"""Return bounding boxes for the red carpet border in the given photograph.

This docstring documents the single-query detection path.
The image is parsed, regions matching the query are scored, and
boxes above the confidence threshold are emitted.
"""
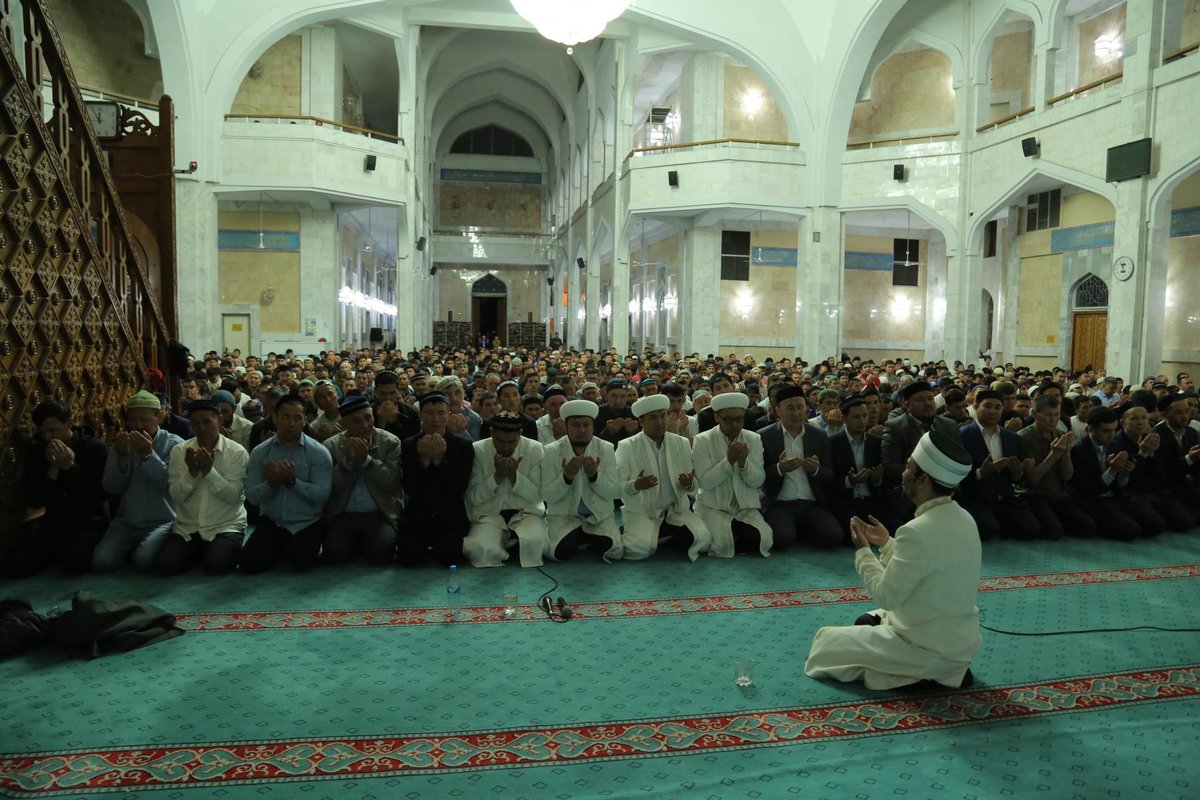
[1,665,1196,795]
[172,563,1200,631]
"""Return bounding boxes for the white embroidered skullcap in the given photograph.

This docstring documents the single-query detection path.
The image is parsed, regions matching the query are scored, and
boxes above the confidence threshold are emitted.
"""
[710,392,749,412]
[630,393,670,417]
[560,399,599,420]
[911,430,972,488]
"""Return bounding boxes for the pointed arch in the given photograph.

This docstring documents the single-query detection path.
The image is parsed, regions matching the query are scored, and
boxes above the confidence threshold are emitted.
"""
[839,196,960,253]
[967,163,1117,253]
[1071,273,1110,309]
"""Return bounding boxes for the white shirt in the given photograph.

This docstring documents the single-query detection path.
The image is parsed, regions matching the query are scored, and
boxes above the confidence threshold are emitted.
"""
[655,438,672,514]
[975,425,1004,479]
[777,427,816,502]
[168,435,248,541]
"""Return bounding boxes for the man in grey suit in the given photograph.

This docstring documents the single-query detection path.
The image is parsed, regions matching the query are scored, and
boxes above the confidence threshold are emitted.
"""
[881,382,963,518]
[759,385,843,549]
[322,395,402,564]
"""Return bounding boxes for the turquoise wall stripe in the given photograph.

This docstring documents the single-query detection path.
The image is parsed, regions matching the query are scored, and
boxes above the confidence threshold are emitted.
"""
[752,246,797,267]
[844,251,894,271]
[1170,206,1200,238]
[440,169,542,185]
[218,230,300,251]
[1051,221,1114,252]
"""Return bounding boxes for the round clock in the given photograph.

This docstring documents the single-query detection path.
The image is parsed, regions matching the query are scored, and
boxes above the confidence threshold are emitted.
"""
[1113,256,1135,282]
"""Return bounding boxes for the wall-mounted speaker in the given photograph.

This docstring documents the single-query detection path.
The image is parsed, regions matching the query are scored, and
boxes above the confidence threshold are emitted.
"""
[577,257,586,270]
[429,265,438,276]
[667,170,679,187]
[1021,137,1040,158]
[369,327,383,342]
[364,155,377,172]
[893,164,906,181]
[415,236,426,251]
[547,276,554,286]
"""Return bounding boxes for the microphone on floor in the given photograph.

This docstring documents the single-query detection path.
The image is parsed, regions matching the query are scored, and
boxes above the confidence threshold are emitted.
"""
[556,597,573,619]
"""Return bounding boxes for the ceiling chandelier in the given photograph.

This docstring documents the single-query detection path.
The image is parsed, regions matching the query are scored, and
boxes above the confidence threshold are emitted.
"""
[510,0,631,52]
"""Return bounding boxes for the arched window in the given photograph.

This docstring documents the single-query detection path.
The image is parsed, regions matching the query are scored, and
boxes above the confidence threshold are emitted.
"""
[1073,273,1109,309]
[450,125,534,157]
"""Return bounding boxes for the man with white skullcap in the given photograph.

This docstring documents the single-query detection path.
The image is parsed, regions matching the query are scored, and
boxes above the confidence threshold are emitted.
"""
[541,399,623,561]
[804,429,981,690]
[616,393,712,560]
[463,411,547,567]
[692,392,772,557]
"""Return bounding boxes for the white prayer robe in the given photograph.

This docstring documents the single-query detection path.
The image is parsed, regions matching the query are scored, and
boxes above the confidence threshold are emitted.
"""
[464,436,547,567]
[540,435,623,561]
[692,426,772,557]
[803,495,982,690]
[616,431,711,561]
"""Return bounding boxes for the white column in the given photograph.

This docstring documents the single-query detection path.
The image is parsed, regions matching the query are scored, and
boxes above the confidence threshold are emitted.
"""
[303,26,339,120]
[1106,0,1160,379]
[998,215,1021,362]
[174,180,220,351]
[795,208,843,360]
[924,236,948,360]
[298,207,337,351]
[942,247,981,362]
[681,225,720,356]
[678,53,725,142]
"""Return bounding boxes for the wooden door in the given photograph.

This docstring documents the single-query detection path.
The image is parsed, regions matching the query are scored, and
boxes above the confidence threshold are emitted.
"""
[1071,312,1107,371]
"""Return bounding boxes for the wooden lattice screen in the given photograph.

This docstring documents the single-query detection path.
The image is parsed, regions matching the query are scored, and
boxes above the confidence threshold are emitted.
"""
[0,0,175,512]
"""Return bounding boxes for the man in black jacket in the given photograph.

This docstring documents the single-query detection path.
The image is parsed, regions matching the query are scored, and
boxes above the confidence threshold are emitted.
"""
[827,397,893,540]
[2,401,109,576]
[398,393,474,566]
[1151,393,1200,524]
[1068,407,1164,540]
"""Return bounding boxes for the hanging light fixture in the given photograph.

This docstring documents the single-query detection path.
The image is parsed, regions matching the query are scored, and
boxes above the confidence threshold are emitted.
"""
[510,0,631,52]
[256,192,266,250]
[362,207,375,254]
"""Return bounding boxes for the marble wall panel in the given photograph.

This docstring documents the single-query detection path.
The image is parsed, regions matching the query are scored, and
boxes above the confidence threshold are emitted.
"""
[217,211,302,334]
[1078,3,1126,86]
[231,35,302,116]
[438,184,542,230]
[45,0,161,98]
[1016,254,1063,346]
[989,29,1034,113]
[1164,235,1200,353]
[722,65,789,141]
[849,47,955,140]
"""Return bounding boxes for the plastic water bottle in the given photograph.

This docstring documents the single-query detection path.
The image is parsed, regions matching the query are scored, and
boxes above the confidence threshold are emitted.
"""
[446,564,462,622]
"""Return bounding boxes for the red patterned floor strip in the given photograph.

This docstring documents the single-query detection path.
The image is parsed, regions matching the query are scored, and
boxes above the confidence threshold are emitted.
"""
[172,563,1200,631]
[1,665,1196,795]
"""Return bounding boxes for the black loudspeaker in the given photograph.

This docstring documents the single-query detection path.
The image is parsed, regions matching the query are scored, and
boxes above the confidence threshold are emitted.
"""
[547,276,554,286]
[893,164,906,181]
[415,236,426,251]
[667,170,679,187]
[369,327,383,342]
[364,155,377,171]
[429,265,438,276]
[577,257,586,270]
[1021,137,1039,158]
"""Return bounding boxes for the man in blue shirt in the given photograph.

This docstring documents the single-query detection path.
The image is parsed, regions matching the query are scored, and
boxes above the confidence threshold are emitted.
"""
[93,390,183,571]
[242,393,333,572]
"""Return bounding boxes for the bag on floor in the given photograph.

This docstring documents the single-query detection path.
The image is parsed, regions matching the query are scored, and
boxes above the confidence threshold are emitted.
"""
[50,591,184,659]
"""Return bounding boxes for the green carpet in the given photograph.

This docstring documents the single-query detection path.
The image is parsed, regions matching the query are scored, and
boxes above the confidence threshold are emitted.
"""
[2,532,1198,799]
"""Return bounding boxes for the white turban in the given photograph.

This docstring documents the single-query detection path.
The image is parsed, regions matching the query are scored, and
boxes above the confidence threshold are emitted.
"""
[560,399,599,420]
[631,394,670,417]
[912,430,972,488]
[710,392,749,412]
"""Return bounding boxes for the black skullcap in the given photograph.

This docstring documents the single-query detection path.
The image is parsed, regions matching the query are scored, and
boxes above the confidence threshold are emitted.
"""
[975,389,1002,404]
[339,395,371,417]
[186,399,221,417]
[489,411,524,432]
[839,397,867,415]
[522,395,543,408]
[542,386,567,401]
[775,385,806,404]
[418,392,450,408]
[901,381,934,401]
[605,378,627,390]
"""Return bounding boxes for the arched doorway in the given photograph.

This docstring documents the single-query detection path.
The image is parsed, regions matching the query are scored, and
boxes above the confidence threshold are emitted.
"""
[472,273,508,346]
[1070,273,1109,371]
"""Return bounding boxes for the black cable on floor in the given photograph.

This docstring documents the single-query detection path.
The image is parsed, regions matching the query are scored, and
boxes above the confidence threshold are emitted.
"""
[536,566,569,623]
[982,623,1200,636]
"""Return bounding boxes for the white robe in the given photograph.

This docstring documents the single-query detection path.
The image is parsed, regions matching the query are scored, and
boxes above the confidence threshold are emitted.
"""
[692,426,772,557]
[804,495,982,690]
[616,431,711,561]
[464,437,547,567]
[540,436,622,561]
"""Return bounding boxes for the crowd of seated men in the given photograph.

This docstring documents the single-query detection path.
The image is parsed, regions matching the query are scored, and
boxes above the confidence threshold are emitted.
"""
[3,344,1197,579]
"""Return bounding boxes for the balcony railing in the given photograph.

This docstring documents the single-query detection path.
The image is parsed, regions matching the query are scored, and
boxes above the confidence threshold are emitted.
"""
[846,131,960,150]
[627,137,801,161]
[224,113,403,144]
[1163,40,1200,64]
[975,106,1036,134]
[1048,70,1123,107]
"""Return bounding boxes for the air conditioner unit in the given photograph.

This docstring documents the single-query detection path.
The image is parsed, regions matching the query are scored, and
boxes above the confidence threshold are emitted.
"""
[647,106,672,124]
